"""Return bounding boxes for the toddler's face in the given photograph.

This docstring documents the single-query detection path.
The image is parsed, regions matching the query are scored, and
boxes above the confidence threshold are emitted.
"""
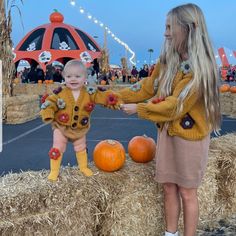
[64,66,87,90]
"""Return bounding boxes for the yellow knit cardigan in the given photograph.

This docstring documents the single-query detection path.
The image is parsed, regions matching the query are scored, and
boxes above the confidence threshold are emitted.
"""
[40,86,120,139]
[119,62,210,140]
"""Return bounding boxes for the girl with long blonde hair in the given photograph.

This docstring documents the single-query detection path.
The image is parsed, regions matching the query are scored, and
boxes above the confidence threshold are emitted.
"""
[119,3,221,236]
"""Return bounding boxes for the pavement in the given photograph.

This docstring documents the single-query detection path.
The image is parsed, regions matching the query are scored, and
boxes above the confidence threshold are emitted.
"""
[1,106,236,176]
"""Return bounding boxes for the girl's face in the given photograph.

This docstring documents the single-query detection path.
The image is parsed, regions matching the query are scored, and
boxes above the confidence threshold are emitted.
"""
[164,16,187,53]
[63,65,87,90]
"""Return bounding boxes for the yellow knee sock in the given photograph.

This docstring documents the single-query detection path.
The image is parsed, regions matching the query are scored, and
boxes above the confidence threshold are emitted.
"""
[48,154,63,181]
[76,150,93,176]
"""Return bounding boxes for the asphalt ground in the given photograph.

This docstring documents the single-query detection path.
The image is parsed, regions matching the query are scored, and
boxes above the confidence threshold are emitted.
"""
[1,106,236,176]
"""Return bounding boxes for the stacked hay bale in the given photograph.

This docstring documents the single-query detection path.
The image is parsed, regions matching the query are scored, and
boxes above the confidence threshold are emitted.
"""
[12,83,65,96]
[0,134,235,235]
[210,133,236,217]
[5,95,40,124]
[220,92,236,118]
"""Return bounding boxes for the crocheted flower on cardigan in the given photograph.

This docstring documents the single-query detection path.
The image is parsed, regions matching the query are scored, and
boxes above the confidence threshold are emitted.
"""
[58,113,69,123]
[180,60,191,74]
[86,86,97,95]
[84,102,95,112]
[97,86,107,92]
[49,147,60,160]
[130,82,141,92]
[41,94,49,104]
[151,97,165,104]
[57,98,66,109]
[41,101,51,109]
[106,93,118,105]
[53,87,62,94]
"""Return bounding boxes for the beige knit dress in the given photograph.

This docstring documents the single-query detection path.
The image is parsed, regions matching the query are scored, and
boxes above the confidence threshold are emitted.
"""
[154,125,210,188]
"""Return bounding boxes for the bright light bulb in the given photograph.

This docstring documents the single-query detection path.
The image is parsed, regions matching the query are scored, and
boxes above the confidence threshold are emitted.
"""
[88,15,92,19]
[100,23,104,27]
[70,1,76,6]
[80,8,84,13]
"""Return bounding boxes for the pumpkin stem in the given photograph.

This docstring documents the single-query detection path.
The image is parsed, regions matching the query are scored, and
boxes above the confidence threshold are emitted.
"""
[53,9,58,12]
[107,139,116,145]
[143,134,148,138]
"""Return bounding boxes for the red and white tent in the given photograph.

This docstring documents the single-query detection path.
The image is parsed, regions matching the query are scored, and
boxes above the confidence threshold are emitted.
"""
[217,47,236,66]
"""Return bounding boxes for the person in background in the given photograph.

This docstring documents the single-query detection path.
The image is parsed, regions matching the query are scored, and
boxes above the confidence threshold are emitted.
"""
[118,3,221,236]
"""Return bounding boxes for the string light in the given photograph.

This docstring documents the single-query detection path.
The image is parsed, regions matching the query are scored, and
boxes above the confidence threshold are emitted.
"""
[69,0,136,65]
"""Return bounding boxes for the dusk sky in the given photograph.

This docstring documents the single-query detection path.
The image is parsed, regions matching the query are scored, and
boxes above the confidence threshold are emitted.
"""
[11,0,236,68]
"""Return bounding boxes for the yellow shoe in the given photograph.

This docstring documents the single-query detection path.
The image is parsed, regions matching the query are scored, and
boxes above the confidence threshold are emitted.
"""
[48,148,63,181]
[76,150,93,176]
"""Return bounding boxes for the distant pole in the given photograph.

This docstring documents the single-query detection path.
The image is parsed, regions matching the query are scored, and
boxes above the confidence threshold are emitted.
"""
[148,49,154,66]
[103,28,107,51]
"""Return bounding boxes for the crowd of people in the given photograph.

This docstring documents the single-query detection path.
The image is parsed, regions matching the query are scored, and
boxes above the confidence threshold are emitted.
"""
[220,65,236,82]
[17,64,64,84]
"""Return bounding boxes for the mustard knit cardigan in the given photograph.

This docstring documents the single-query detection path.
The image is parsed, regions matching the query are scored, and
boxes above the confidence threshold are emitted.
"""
[119,62,210,140]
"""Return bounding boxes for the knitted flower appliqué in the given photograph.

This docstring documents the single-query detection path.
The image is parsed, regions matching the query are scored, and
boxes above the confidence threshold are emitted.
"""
[41,94,49,104]
[130,82,141,92]
[97,86,107,92]
[106,93,118,105]
[49,147,61,160]
[151,97,165,104]
[86,86,97,95]
[84,102,95,112]
[80,117,89,126]
[58,113,69,123]
[57,98,66,109]
[41,101,51,109]
[180,61,191,74]
[180,114,195,129]
[53,87,62,95]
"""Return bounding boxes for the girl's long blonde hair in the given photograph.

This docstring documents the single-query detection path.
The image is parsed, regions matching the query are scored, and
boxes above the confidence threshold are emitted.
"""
[159,3,221,132]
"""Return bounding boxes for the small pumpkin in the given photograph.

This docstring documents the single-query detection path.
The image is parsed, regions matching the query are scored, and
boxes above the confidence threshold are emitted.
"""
[128,135,156,163]
[219,84,230,93]
[38,80,43,84]
[50,9,64,23]
[100,80,107,85]
[230,86,236,93]
[13,78,20,84]
[93,140,126,172]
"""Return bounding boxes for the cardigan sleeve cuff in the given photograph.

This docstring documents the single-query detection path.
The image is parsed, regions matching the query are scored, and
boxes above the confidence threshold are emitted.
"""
[40,109,55,123]
[137,103,150,120]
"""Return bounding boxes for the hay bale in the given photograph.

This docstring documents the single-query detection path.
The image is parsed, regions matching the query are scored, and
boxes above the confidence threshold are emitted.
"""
[99,159,165,236]
[220,92,236,118]
[0,134,235,235]
[12,84,27,96]
[210,133,236,217]
[0,169,107,236]
[5,95,40,124]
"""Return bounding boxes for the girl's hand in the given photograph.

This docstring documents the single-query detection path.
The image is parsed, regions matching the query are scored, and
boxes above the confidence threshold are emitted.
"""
[120,104,137,115]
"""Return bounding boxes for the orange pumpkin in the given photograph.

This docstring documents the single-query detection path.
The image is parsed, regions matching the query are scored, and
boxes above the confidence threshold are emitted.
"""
[13,78,20,84]
[230,86,236,93]
[128,135,156,163]
[93,140,126,172]
[50,9,64,23]
[38,80,42,84]
[219,84,230,93]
